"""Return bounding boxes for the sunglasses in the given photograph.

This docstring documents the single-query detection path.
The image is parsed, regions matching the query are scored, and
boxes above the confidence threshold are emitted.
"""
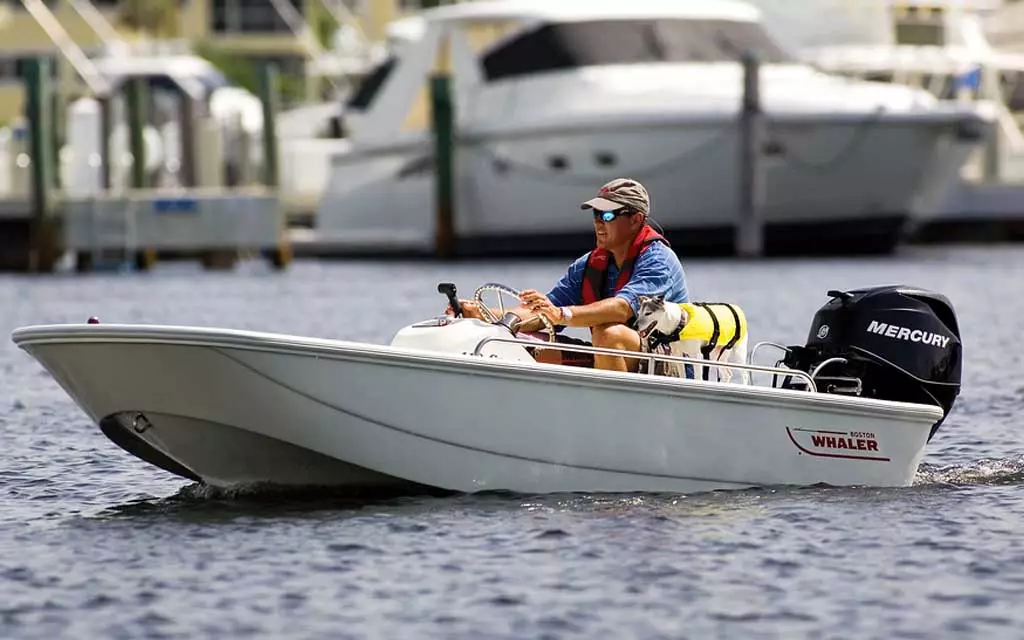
[593,209,636,222]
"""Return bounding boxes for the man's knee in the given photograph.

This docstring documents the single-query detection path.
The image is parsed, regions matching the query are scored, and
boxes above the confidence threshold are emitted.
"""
[592,323,641,352]
[533,348,562,365]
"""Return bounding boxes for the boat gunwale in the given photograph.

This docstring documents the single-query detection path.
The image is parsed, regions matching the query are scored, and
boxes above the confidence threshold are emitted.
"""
[11,323,946,422]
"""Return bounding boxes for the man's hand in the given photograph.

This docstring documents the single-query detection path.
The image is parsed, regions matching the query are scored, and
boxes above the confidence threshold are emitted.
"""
[445,299,486,319]
[519,289,563,325]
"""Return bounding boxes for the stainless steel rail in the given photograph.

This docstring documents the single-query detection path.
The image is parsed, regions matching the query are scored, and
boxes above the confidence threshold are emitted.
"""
[472,335,818,392]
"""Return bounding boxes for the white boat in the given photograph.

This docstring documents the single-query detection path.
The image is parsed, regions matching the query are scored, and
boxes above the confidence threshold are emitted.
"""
[306,0,996,258]
[799,0,1024,226]
[10,283,963,495]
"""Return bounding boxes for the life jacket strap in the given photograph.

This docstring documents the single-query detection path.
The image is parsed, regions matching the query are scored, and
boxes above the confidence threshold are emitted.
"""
[693,302,720,381]
[721,303,744,351]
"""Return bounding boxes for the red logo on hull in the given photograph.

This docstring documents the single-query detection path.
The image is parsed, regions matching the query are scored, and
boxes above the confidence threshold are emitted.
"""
[786,427,890,462]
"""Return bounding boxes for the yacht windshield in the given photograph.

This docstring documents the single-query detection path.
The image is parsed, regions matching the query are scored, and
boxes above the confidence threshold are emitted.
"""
[197,67,231,92]
[346,56,397,110]
[482,19,794,82]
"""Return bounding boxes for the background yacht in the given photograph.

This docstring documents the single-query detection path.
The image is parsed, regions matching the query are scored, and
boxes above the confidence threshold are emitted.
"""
[308,0,995,258]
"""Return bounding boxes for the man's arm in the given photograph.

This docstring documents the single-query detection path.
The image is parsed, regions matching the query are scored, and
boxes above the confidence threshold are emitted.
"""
[559,297,633,328]
[455,255,589,330]
[556,244,685,328]
[519,294,634,331]
[514,256,588,331]
[544,252,636,327]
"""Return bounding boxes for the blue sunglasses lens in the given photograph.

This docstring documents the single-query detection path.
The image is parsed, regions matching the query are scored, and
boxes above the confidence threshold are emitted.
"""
[599,211,616,222]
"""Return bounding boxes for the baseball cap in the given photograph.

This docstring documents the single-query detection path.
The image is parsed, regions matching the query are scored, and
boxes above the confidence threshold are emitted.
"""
[580,178,650,215]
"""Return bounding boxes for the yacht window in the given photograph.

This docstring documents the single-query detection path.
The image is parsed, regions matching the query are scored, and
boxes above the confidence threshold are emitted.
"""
[482,19,793,82]
[346,56,397,110]
[196,68,231,92]
[925,74,953,99]
[1003,73,1024,112]
[595,151,616,167]
[864,72,894,83]
[126,73,179,94]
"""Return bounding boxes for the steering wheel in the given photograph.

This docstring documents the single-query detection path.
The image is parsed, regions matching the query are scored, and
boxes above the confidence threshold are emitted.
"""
[473,282,556,343]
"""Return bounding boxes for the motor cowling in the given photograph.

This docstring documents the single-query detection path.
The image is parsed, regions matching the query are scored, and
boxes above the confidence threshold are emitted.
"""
[782,286,962,440]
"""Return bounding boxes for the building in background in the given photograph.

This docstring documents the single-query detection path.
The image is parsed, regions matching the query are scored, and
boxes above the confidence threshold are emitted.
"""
[0,0,461,123]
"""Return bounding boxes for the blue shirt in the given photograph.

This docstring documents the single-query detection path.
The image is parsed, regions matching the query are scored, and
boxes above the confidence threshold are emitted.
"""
[547,241,689,316]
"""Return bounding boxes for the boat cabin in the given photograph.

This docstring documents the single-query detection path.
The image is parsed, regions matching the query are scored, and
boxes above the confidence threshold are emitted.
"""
[336,0,796,143]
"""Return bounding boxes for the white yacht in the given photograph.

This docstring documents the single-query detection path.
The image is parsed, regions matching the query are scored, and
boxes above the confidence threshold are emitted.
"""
[307,0,995,258]
[799,0,1024,233]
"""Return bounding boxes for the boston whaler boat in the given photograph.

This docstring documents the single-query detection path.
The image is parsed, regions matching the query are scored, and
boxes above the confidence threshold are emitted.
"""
[11,284,961,495]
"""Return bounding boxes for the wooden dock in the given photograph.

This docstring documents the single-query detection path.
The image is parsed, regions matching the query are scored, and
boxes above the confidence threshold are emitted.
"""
[0,198,63,272]
[0,190,294,273]
[0,199,32,271]
[0,45,291,274]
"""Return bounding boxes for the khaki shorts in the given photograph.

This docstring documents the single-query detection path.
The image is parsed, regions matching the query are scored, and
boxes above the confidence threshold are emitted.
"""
[525,333,595,367]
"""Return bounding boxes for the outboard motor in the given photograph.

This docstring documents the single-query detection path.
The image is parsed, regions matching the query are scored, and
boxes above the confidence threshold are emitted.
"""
[781,286,962,440]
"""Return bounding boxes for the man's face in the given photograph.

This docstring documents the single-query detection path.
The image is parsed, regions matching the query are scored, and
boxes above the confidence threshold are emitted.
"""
[593,208,641,249]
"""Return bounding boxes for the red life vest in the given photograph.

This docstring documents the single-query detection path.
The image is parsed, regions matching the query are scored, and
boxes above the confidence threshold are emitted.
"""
[581,225,669,304]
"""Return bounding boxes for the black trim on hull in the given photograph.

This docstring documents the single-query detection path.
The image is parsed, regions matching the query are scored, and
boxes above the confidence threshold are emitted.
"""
[293,215,909,259]
[910,217,1024,244]
[464,214,910,258]
[100,413,202,483]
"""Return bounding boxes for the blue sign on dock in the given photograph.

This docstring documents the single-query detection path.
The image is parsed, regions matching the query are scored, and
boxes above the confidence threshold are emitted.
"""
[152,198,199,214]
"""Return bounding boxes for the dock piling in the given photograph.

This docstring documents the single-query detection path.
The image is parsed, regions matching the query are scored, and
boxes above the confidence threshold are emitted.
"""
[258,62,280,188]
[125,76,147,189]
[430,37,456,260]
[737,51,765,259]
[256,62,292,270]
[178,91,197,187]
[24,57,58,273]
[98,94,112,189]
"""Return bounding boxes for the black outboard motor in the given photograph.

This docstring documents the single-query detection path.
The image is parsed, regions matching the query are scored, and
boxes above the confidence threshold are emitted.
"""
[781,286,962,440]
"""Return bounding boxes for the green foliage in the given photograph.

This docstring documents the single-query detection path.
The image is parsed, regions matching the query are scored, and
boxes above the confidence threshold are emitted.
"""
[194,42,260,94]
[276,73,306,108]
[194,43,309,107]
[315,13,340,49]
[116,0,179,37]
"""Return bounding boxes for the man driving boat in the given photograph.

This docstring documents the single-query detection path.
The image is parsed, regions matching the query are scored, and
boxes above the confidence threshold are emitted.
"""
[453,178,689,372]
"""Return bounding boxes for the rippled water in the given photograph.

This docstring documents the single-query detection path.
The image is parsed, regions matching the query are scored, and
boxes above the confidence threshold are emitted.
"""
[2,246,1023,639]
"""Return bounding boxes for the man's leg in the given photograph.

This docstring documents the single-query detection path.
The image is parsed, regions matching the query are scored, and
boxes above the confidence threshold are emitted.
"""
[532,334,595,367]
[591,324,643,372]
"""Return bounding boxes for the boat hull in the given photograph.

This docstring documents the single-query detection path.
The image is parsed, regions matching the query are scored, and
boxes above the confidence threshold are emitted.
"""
[311,112,987,258]
[96,411,429,491]
[12,324,944,493]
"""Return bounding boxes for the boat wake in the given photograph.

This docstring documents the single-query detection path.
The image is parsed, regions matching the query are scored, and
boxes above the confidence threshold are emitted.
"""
[166,456,1024,508]
[915,456,1024,487]
[87,478,427,518]
[90,457,1024,522]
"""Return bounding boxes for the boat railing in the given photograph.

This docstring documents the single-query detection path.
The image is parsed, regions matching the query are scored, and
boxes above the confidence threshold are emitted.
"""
[749,340,791,365]
[471,336,818,393]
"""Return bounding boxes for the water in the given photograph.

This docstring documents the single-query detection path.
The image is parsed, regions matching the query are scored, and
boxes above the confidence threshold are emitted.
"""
[2,246,1023,639]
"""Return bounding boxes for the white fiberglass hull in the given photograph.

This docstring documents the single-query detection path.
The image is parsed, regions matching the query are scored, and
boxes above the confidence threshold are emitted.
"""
[313,109,988,257]
[12,324,944,493]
